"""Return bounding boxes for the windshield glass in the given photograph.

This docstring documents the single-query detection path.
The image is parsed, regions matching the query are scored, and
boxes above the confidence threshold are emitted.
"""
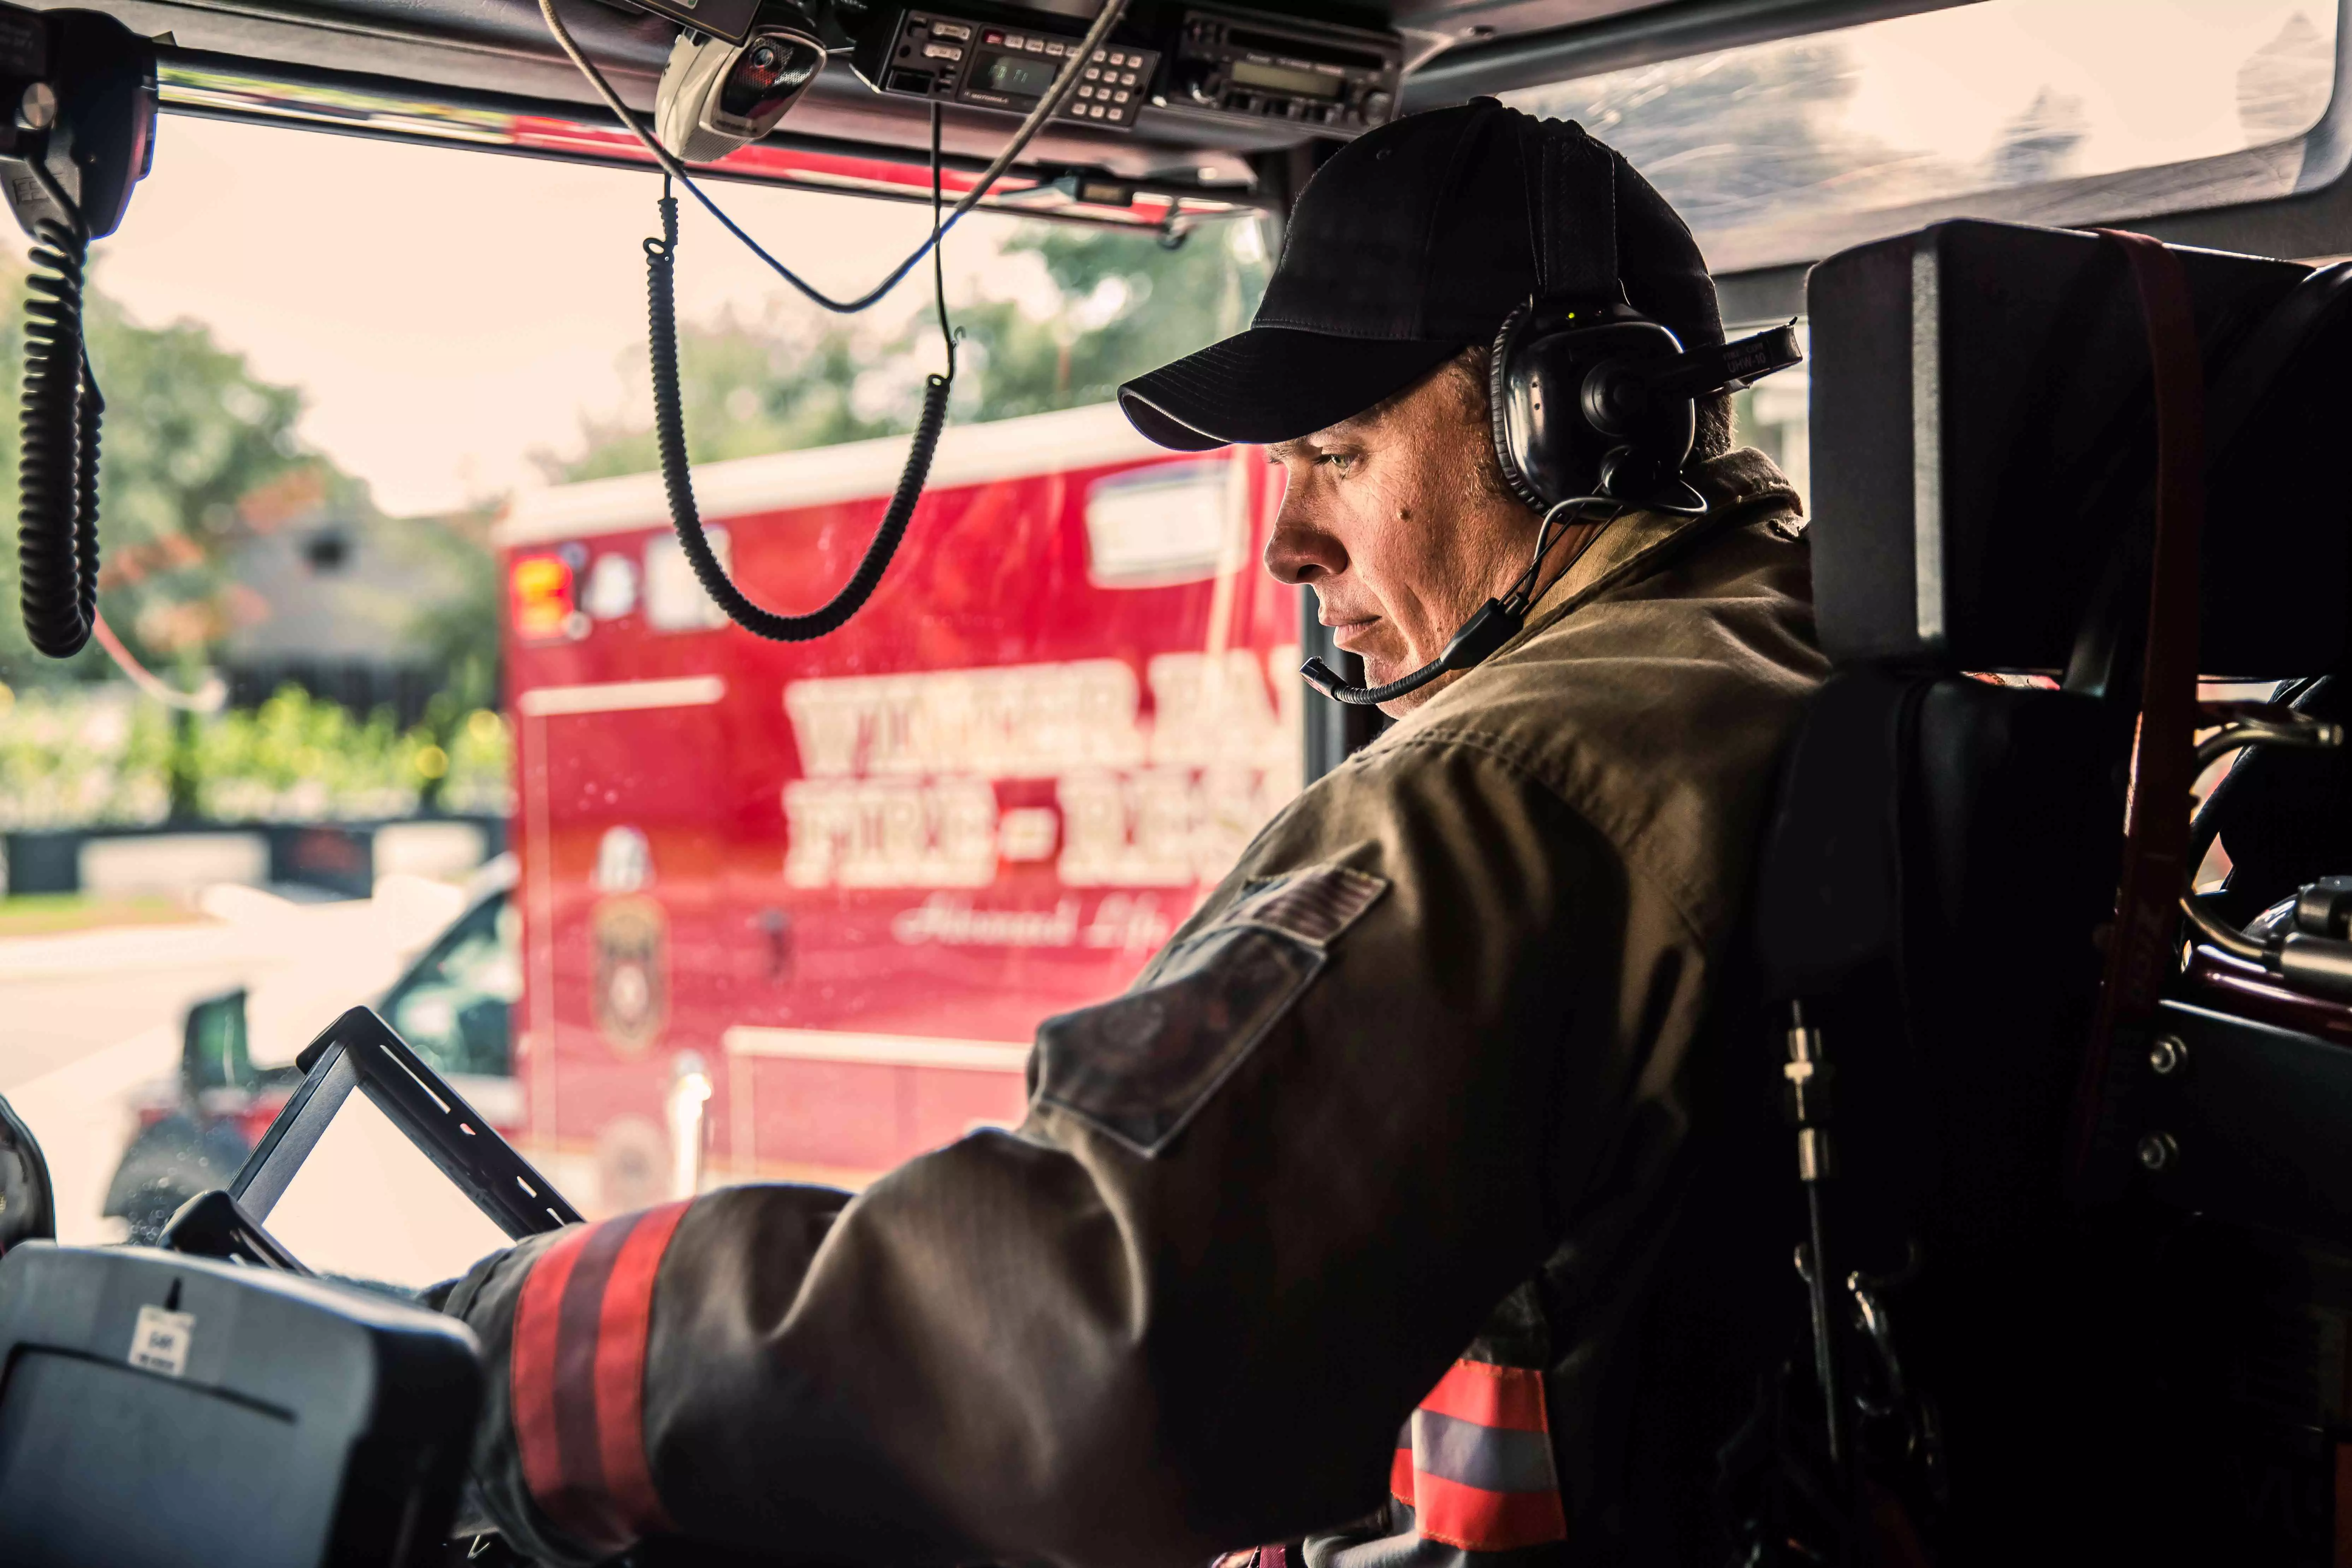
[0,110,1270,1256]
[1504,0,2339,264]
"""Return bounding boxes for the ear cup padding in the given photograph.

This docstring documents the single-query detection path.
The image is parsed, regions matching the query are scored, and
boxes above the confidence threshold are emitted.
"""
[1489,298,1548,512]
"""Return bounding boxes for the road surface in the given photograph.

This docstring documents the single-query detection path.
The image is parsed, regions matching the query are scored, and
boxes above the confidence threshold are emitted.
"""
[0,880,467,1243]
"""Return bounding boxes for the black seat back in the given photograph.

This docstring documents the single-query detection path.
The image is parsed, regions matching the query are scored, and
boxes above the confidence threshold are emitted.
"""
[1742,219,2352,1560]
[1752,669,2172,1557]
[0,1242,481,1568]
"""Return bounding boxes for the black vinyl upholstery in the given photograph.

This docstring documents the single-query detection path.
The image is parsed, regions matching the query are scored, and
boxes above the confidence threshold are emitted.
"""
[1748,669,2186,1555]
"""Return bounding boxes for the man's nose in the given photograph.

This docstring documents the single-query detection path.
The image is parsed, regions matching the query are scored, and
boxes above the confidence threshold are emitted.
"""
[1264,503,1346,586]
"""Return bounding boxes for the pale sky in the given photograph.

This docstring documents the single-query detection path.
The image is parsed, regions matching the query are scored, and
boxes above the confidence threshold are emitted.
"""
[92,115,1066,516]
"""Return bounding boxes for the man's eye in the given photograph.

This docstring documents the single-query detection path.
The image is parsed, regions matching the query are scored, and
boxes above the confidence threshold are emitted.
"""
[1319,453,1355,474]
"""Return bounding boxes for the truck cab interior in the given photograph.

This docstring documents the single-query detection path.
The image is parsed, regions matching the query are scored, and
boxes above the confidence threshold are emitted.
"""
[2,0,2352,1563]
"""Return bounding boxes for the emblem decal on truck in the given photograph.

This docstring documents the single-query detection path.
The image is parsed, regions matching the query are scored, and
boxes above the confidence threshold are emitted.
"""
[594,896,669,1055]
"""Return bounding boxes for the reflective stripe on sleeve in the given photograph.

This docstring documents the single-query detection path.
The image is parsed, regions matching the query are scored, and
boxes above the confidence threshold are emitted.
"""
[1390,1424,1416,1506]
[1400,1360,1567,1552]
[511,1201,692,1554]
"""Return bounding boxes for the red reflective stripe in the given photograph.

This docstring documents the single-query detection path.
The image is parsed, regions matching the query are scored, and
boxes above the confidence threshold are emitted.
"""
[1410,1470,1568,1552]
[1390,1441,1417,1505]
[1417,1360,1548,1433]
[593,1201,691,1538]
[511,1225,593,1531]
[509,1204,694,1552]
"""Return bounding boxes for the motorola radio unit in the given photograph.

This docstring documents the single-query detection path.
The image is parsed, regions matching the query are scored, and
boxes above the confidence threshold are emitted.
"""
[854,8,1162,129]
[1162,8,1399,132]
[853,4,1402,137]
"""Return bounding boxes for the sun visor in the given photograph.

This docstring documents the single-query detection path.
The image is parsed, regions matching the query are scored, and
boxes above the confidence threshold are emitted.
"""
[1807,218,2351,679]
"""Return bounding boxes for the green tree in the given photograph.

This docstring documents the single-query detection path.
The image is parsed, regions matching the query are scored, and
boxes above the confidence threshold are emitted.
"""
[949,221,1269,420]
[536,304,907,485]
[0,263,513,828]
[538,218,1270,477]
[0,265,355,688]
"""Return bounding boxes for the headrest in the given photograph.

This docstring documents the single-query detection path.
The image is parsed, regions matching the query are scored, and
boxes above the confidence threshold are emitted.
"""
[1807,219,2352,679]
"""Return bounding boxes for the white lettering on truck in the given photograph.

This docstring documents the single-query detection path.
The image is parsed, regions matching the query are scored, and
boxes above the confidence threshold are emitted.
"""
[781,653,1299,892]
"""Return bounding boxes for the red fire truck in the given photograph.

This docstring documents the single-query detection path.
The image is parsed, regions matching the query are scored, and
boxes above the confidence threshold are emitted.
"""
[496,402,1298,1214]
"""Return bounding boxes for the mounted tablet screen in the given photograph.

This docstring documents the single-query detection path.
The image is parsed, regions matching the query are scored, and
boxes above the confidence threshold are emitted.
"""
[261,1088,515,1292]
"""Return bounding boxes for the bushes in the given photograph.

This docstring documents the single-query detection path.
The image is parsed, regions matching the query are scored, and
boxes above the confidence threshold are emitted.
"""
[0,682,509,830]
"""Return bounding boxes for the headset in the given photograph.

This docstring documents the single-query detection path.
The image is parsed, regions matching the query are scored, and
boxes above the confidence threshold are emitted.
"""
[1302,120,1803,708]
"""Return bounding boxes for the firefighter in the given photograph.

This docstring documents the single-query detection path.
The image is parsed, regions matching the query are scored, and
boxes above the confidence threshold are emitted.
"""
[444,98,1826,1568]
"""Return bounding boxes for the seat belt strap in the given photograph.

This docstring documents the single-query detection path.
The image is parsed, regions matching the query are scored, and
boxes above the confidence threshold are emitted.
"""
[2068,228,2209,1195]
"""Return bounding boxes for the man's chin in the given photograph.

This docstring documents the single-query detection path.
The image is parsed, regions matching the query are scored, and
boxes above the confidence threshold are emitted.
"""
[1365,659,1465,720]
[1356,646,1419,691]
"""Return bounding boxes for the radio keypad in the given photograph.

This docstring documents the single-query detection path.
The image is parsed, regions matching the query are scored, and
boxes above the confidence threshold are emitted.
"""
[878,12,1158,130]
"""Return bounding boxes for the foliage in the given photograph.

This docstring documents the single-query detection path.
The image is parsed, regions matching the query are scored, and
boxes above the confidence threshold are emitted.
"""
[537,304,905,485]
[0,263,500,730]
[398,505,504,720]
[0,268,345,687]
[947,221,1269,420]
[0,681,508,830]
[539,219,1271,479]
[0,684,170,827]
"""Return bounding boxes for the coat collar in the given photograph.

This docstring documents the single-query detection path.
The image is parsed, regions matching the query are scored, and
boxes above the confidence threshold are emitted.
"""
[1517,447,1801,639]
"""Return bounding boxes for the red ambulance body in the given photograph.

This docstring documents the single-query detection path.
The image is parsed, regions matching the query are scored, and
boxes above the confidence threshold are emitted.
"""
[497,403,1298,1213]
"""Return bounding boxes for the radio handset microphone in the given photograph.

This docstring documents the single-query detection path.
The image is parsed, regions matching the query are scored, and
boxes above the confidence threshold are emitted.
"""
[1,9,158,662]
[1299,321,1803,709]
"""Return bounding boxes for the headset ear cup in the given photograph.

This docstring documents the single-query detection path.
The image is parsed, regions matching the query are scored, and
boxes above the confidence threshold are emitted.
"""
[1488,301,1548,513]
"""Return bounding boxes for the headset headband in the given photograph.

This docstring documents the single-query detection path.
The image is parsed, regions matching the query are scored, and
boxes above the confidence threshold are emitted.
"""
[1519,119,1617,303]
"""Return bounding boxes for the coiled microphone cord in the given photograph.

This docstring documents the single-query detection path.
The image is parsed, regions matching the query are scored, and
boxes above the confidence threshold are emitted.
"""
[644,102,960,642]
[19,212,103,659]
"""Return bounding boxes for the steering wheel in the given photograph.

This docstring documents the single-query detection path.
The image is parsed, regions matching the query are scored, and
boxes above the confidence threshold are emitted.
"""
[0,1092,57,1255]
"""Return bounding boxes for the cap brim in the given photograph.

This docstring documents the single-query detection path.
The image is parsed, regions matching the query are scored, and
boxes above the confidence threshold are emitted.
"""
[1118,329,1464,451]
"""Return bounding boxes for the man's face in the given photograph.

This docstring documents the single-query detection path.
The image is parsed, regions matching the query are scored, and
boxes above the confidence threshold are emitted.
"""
[1263,362,1542,716]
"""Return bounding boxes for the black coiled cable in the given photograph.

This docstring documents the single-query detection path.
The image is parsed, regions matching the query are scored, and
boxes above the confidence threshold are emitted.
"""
[644,181,953,643]
[19,214,103,659]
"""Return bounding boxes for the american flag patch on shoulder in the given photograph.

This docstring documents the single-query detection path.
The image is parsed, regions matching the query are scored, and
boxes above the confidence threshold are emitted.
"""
[1230,866,1386,949]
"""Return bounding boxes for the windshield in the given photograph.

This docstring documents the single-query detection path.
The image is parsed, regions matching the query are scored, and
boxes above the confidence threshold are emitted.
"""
[0,109,1271,1254]
[0,10,2294,1269]
[1505,0,2340,267]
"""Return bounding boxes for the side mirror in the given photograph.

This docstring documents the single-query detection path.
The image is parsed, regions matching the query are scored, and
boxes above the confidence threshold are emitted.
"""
[180,988,252,1096]
[0,1094,55,1256]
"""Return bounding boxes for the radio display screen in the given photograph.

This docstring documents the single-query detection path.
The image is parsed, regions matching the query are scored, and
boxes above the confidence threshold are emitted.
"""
[1232,59,1340,99]
[984,52,1060,98]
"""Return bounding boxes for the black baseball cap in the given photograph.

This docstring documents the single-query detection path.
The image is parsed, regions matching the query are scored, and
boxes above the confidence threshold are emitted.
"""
[1117,98,1723,451]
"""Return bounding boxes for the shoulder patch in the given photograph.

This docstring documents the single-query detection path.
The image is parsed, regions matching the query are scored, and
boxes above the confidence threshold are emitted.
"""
[1230,865,1387,948]
[1035,866,1388,1157]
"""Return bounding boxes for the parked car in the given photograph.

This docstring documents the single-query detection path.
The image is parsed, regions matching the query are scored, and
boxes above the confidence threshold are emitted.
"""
[101,855,521,1241]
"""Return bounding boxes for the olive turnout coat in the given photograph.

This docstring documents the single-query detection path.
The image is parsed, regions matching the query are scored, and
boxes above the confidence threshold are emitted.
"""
[447,447,1826,1568]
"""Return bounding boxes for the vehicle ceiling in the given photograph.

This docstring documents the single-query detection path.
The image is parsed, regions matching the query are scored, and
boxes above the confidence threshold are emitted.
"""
[33,0,1978,205]
[29,0,2352,305]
